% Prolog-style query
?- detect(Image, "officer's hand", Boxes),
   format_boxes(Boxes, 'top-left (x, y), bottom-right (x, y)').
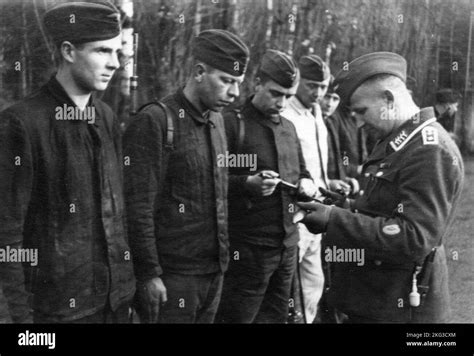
top-left (296, 201), bottom-right (332, 234)
top-left (343, 177), bottom-right (360, 195)
top-left (319, 187), bottom-right (351, 209)
top-left (245, 170), bottom-right (279, 196)
top-left (328, 179), bottom-right (351, 195)
top-left (297, 178), bottom-right (317, 200)
top-left (144, 277), bottom-right (167, 323)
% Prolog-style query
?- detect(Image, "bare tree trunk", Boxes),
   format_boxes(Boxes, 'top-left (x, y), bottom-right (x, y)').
top-left (287, 3), bottom-right (297, 55)
top-left (449, 2), bottom-right (455, 88)
top-left (265, 0), bottom-right (273, 46)
top-left (231, 0), bottom-right (239, 31)
top-left (21, 2), bottom-right (29, 97)
top-left (435, 33), bottom-right (440, 87)
top-left (33, 0), bottom-right (54, 63)
top-left (194, 0), bottom-right (202, 36)
top-left (461, 11), bottom-right (473, 152)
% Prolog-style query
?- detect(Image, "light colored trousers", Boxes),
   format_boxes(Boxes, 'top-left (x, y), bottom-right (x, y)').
top-left (297, 223), bottom-right (325, 323)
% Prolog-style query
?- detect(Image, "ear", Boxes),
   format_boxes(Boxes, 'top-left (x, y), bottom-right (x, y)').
top-left (383, 89), bottom-right (395, 109)
top-left (59, 41), bottom-right (75, 64)
top-left (193, 62), bottom-right (206, 83)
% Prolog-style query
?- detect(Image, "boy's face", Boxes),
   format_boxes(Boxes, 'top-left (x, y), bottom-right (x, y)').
top-left (69, 34), bottom-right (122, 93)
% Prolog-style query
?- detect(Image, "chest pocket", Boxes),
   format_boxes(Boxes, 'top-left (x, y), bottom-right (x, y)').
top-left (364, 166), bottom-right (399, 214)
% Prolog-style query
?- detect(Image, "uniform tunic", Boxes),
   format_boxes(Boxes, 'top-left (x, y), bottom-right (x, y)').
top-left (325, 107), bottom-right (464, 322)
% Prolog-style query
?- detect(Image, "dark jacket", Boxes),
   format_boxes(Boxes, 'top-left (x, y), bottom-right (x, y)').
top-left (123, 89), bottom-right (229, 281)
top-left (0, 77), bottom-right (135, 322)
top-left (325, 107), bottom-right (368, 180)
top-left (325, 108), bottom-right (464, 322)
top-left (224, 98), bottom-right (311, 248)
top-left (434, 106), bottom-right (456, 133)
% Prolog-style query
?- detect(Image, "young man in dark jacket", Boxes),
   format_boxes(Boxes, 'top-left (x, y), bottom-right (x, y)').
top-left (123, 29), bottom-right (249, 323)
top-left (0, 1), bottom-right (135, 323)
top-left (217, 50), bottom-right (316, 323)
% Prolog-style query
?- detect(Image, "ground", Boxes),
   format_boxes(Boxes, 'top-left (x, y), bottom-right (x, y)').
top-left (447, 155), bottom-right (474, 323)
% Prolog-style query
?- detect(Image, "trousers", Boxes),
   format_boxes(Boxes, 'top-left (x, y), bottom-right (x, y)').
top-left (217, 241), bottom-right (297, 323)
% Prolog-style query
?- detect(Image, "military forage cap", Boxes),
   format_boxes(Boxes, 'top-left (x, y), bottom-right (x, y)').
top-left (333, 52), bottom-right (407, 105)
top-left (299, 55), bottom-right (330, 82)
top-left (259, 49), bottom-right (299, 88)
top-left (44, 1), bottom-right (121, 46)
top-left (193, 29), bottom-right (250, 76)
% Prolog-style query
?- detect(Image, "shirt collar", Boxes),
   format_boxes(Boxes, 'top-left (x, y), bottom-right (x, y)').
top-left (245, 96), bottom-right (281, 125)
top-left (176, 87), bottom-right (213, 125)
top-left (45, 76), bottom-right (100, 126)
top-left (289, 96), bottom-right (310, 116)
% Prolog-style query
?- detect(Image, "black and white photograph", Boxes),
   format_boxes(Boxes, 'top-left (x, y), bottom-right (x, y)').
top-left (0, 0), bottom-right (472, 353)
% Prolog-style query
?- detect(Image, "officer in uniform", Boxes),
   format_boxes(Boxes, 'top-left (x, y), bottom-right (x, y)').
top-left (0, 1), bottom-right (135, 323)
top-left (123, 29), bottom-right (249, 323)
top-left (297, 52), bottom-right (464, 323)
top-left (217, 50), bottom-right (315, 323)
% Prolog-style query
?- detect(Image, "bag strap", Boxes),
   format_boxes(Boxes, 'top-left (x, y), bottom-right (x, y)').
top-left (155, 101), bottom-right (175, 150)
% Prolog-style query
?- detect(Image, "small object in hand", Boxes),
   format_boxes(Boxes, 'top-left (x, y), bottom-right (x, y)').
top-left (259, 172), bottom-right (298, 190)
top-left (293, 210), bottom-right (307, 224)
top-left (259, 172), bottom-right (273, 179)
top-left (321, 187), bottom-right (346, 206)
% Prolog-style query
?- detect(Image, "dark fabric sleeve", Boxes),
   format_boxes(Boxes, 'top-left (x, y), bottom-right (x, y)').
top-left (326, 118), bottom-right (346, 180)
top-left (0, 242), bottom-right (32, 323)
top-left (326, 144), bottom-right (463, 265)
top-left (123, 107), bottom-right (165, 281)
top-left (0, 110), bottom-right (34, 322)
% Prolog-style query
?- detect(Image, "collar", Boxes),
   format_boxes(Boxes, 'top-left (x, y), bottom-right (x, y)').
top-left (364, 107), bottom-right (437, 166)
top-left (289, 96), bottom-right (313, 117)
top-left (45, 76), bottom-right (100, 127)
top-left (176, 87), bottom-right (212, 125)
top-left (387, 107), bottom-right (436, 153)
top-left (246, 96), bottom-right (281, 125)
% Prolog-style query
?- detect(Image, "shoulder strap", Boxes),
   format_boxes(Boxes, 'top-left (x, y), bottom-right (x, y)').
top-left (136, 100), bottom-right (175, 150)
top-left (155, 101), bottom-right (175, 150)
top-left (234, 109), bottom-right (245, 152)
top-left (135, 100), bottom-right (175, 189)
